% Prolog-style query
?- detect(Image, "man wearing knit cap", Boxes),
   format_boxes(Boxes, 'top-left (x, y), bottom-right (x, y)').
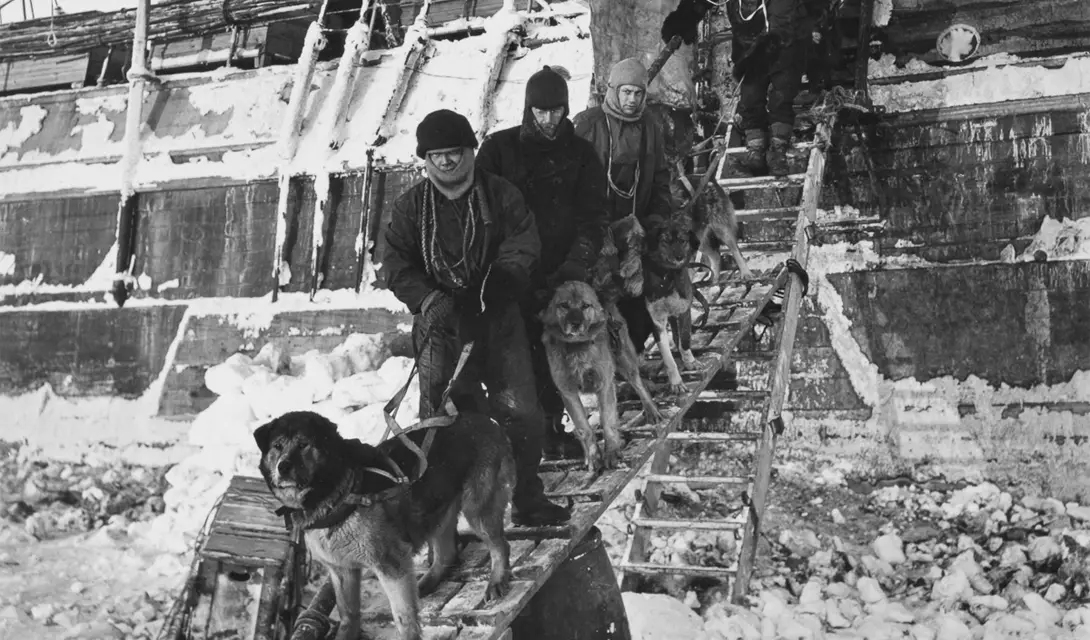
top-left (573, 58), bottom-right (674, 232)
top-left (382, 108), bottom-right (569, 527)
top-left (477, 66), bottom-right (610, 464)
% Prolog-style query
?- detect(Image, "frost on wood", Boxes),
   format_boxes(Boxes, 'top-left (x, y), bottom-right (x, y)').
top-left (0, 2), bottom-right (593, 194)
top-left (784, 239), bottom-right (1090, 465)
top-left (869, 54), bottom-right (1090, 113)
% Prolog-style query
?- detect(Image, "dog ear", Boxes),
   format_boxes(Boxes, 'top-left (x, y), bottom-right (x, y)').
top-left (253, 419), bottom-right (276, 454)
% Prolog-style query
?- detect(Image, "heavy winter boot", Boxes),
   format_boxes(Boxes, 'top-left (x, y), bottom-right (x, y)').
top-left (767, 123), bottom-right (793, 177)
top-left (739, 128), bottom-right (768, 175)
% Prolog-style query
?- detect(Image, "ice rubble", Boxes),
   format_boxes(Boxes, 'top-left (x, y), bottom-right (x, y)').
top-left (613, 465), bottom-right (1090, 640)
top-left (136, 330), bottom-right (421, 555)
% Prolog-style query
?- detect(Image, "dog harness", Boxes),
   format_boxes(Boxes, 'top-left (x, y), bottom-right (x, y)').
top-left (276, 330), bottom-right (479, 534)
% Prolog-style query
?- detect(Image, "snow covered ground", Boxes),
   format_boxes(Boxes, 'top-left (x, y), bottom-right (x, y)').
top-left (614, 455), bottom-right (1090, 640)
top-left (0, 319), bottom-right (422, 638)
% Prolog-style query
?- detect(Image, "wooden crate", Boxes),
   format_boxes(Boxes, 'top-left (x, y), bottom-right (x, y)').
top-left (0, 45), bottom-right (123, 95)
top-left (150, 20), bottom-right (310, 72)
top-left (164, 475), bottom-right (304, 640)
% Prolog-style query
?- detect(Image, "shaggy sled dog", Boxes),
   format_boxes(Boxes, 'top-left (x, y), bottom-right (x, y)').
top-left (692, 179), bottom-right (753, 282)
top-left (540, 281), bottom-right (663, 472)
top-left (643, 217), bottom-right (713, 395)
top-left (255, 410), bottom-right (514, 640)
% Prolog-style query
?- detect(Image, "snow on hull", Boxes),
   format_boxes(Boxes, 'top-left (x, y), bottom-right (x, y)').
top-left (0, 5), bottom-right (594, 198)
top-left (869, 53), bottom-right (1090, 113)
top-left (789, 236), bottom-right (1090, 467)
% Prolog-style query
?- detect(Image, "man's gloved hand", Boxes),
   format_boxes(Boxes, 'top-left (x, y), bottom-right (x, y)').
top-left (481, 267), bottom-right (521, 310)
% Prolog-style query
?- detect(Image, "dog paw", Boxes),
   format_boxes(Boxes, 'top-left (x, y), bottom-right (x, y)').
top-left (681, 353), bottom-right (705, 371)
top-left (602, 449), bottom-right (620, 470)
top-left (417, 572), bottom-right (441, 597)
top-left (668, 382), bottom-right (688, 396)
top-left (486, 571), bottom-right (513, 602)
top-left (643, 403), bottom-right (664, 423)
top-left (585, 451), bottom-right (604, 474)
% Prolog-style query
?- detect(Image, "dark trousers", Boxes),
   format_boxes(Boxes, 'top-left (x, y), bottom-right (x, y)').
top-left (736, 37), bottom-right (808, 133)
top-left (523, 309), bottom-right (567, 421)
top-left (413, 296), bottom-right (546, 508)
top-left (616, 296), bottom-right (654, 356)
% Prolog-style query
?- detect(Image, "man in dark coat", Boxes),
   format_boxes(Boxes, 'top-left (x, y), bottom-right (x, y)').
top-left (382, 108), bottom-right (570, 526)
top-left (728, 0), bottom-right (818, 176)
top-left (573, 57), bottom-right (677, 355)
top-left (573, 57), bottom-right (675, 235)
top-left (477, 66), bottom-right (611, 461)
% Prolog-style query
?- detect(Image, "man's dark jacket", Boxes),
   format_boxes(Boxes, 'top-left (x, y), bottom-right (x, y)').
top-left (476, 119), bottom-right (609, 288)
top-left (382, 168), bottom-right (541, 314)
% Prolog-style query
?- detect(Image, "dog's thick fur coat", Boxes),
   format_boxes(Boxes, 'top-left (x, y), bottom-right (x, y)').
top-left (644, 218), bottom-right (713, 395)
top-left (691, 179), bottom-right (753, 283)
top-left (255, 411), bottom-right (515, 640)
top-left (539, 281), bottom-right (662, 472)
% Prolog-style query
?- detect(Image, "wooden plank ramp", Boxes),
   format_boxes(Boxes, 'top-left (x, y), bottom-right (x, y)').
top-left (177, 253), bottom-right (793, 639)
top-left (334, 262), bottom-right (790, 639)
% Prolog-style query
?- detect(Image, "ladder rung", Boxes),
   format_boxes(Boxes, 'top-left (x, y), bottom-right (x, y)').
top-left (719, 174), bottom-right (806, 190)
top-left (722, 142), bottom-right (814, 155)
top-left (697, 389), bottom-right (769, 402)
top-left (644, 474), bottom-right (750, 485)
top-left (619, 561), bottom-right (738, 577)
top-left (708, 297), bottom-right (765, 310)
top-left (632, 517), bottom-right (744, 531)
top-left (735, 206), bottom-right (800, 219)
top-left (667, 431), bottom-right (760, 442)
top-left (738, 240), bottom-right (794, 251)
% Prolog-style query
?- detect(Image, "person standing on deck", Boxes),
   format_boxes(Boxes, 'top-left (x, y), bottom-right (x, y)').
top-left (728, 0), bottom-right (821, 176)
top-left (572, 57), bottom-right (677, 353)
top-left (477, 66), bottom-right (611, 461)
top-left (381, 109), bottom-right (571, 527)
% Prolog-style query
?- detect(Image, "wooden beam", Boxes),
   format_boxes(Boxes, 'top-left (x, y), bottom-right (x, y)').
top-left (731, 118), bottom-right (834, 604)
top-left (111, 0), bottom-right (154, 307)
top-left (473, 0), bottom-right (523, 138)
top-left (271, 15), bottom-right (327, 302)
top-left (0, 0), bottom-right (324, 61)
top-left (854, 0), bottom-right (874, 97)
top-left (882, 0), bottom-right (1090, 58)
top-left (880, 90), bottom-right (1090, 126)
top-left (375, 0), bottom-right (435, 146)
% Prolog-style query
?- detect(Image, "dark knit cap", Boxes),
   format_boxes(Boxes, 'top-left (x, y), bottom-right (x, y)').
top-left (525, 66), bottom-right (569, 111)
top-left (415, 109), bottom-right (478, 158)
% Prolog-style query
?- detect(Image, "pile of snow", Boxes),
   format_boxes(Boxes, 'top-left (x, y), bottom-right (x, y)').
top-left (135, 331), bottom-right (420, 554)
top-left (1011, 216), bottom-right (1090, 262)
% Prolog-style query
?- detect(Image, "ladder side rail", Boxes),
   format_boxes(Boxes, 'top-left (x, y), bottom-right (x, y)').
top-left (731, 115), bottom-right (837, 603)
